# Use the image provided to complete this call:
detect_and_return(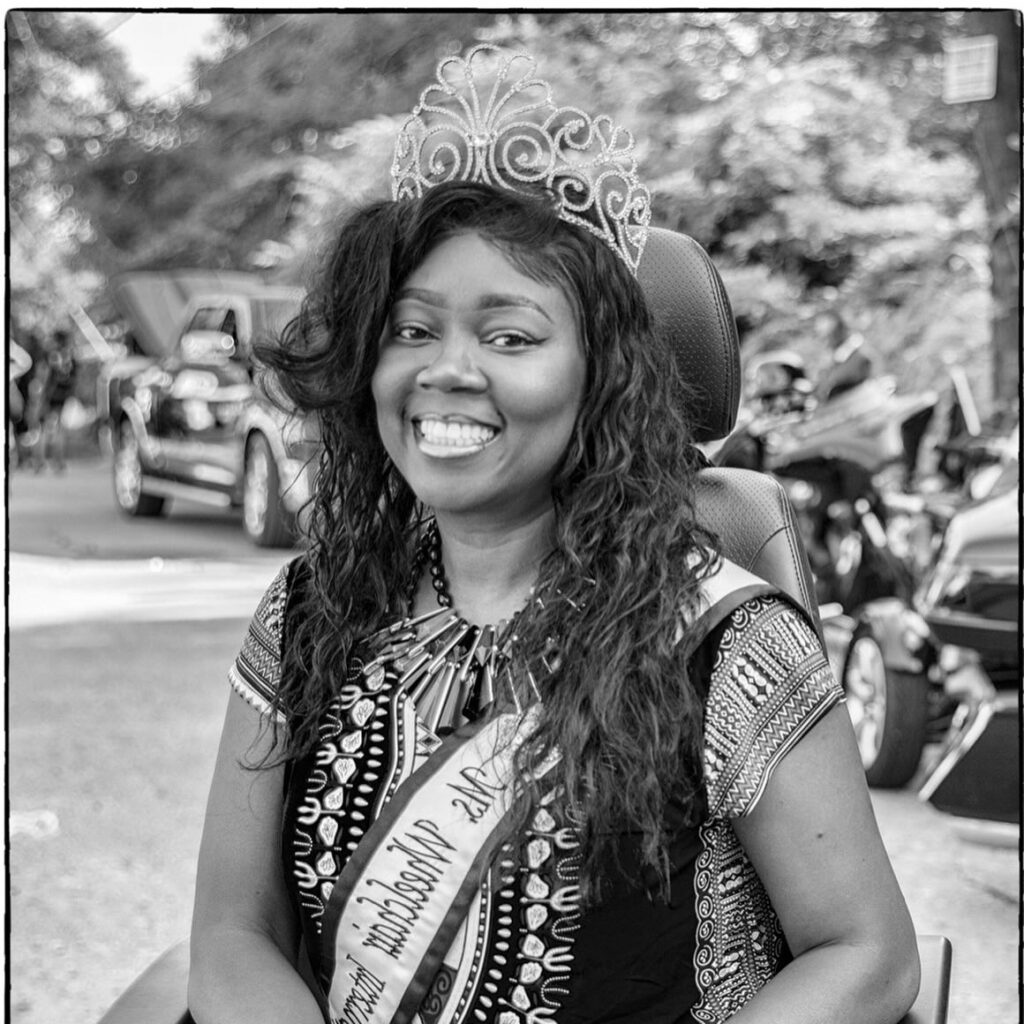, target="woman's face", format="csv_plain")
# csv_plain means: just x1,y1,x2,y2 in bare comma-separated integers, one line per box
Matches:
372,231,586,524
